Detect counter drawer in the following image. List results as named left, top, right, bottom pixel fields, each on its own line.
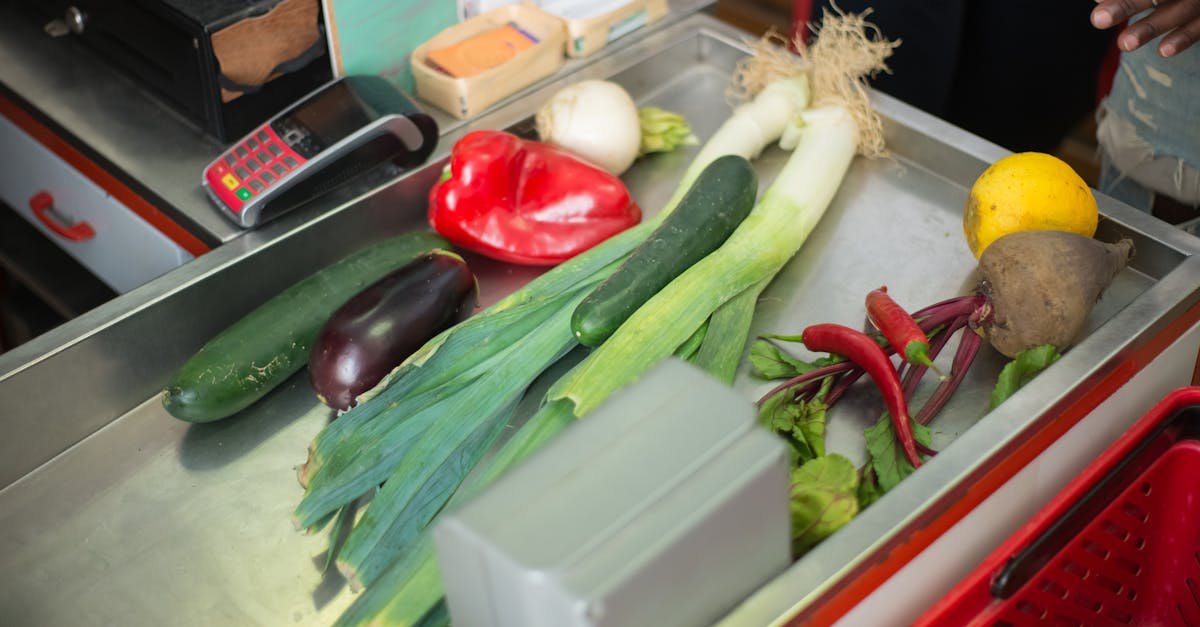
left=0, top=112, right=193, bottom=293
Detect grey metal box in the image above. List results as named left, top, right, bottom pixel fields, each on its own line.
left=433, top=358, right=792, bottom=627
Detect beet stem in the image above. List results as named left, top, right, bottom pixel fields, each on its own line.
left=825, top=368, right=866, bottom=407
left=915, top=294, right=988, bottom=334
left=901, top=315, right=968, bottom=402
left=915, top=325, right=983, bottom=426
left=756, top=360, right=857, bottom=407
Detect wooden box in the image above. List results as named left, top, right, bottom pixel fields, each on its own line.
left=411, top=4, right=567, bottom=120
left=551, top=0, right=669, bottom=58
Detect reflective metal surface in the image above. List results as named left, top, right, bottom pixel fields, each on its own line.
left=2, top=13, right=1200, bottom=626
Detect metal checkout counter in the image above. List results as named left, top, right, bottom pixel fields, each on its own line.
left=3, top=2, right=1200, bottom=625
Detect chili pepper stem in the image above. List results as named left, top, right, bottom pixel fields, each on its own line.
left=905, top=342, right=947, bottom=381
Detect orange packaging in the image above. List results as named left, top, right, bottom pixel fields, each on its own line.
left=425, top=23, right=539, bottom=78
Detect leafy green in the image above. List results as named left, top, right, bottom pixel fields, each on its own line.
left=989, top=345, right=1062, bottom=409
left=864, top=413, right=932, bottom=492
left=321, top=504, right=356, bottom=574
left=789, top=454, right=860, bottom=555
left=749, top=339, right=817, bottom=379
left=758, top=379, right=831, bottom=464
left=638, top=106, right=699, bottom=155
left=856, top=467, right=884, bottom=510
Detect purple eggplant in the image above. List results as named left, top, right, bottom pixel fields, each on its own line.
left=309, top=250, right=477, bottom=411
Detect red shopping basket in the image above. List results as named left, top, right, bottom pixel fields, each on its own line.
left=918, top=387, right=1200, bottom=627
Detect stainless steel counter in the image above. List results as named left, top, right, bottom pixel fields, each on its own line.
left=3, top=11, right=1200, bottom=627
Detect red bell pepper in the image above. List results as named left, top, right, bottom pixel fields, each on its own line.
left=427, top=130, right=641, bottom=265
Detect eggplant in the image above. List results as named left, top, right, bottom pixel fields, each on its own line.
left=309, top=250, right=477, bottom=411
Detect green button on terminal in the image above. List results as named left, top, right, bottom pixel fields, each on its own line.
left=235, top=188, right=253, bottom=201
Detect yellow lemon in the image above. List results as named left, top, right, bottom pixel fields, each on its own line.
left=963, top=152, right=1098, bottom=258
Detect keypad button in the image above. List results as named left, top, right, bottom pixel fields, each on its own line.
left=234, top=145, right=248, bottom=158
left=245, top=157, right=261, bottom=171
left=283, top=156, right=299, bottom=169
left=246, top=138, right=258, bottom=150
left=249, top=179, right=265, bottom=192
left=268, top=143, right=283, bottom=157
left=256, top=151, right=270, bottom=164
left=220, top=174, right=240, bottom=190
left=236, top=188, right=253, bottom=201
left=261, top=171, right=276, bottom=184
left=224, top=154, right=236, bottom=166
left=257, top=130, right=270, bottom=143
left=235, top=166, right=249, bottom=179
left=271, top=163, right=287, bottom=176
left=211, top=162, right=229, bottom=176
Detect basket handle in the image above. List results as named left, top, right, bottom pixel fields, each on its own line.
left=990, top=406, right=1199, bottom=598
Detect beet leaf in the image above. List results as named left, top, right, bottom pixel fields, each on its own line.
left=989, top=345, right=1062, bottom=409
left=864, top=413, right=932, bottom=492
left=790, top=454, right=860, bottom=555
left=749, top=338, right=819, bottom=379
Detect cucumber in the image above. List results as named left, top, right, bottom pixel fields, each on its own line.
left=571, top=154, right=757, bottom=347
left=162, top=231, right=449, bottom=423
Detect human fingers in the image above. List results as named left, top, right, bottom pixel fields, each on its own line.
left=1094, top=0, right=1200, bottom=54
left=1092, top=0, right=1157, bottom=30
left=1157, top=3, right=1200, bottom=55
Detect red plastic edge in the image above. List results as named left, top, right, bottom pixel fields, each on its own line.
left=915, top=386, right=1200, bottom=626
left=0, top=94, right=210, bottom=257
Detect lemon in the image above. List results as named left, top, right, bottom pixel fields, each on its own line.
left=963, top=152, right=1098, bottom=258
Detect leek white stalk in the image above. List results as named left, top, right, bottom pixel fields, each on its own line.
left=666, top=76, right=810, bottom=204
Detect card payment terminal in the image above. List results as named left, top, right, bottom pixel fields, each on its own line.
left=202, top=75, right=438, bottom=228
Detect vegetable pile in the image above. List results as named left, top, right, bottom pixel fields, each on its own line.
left=752, top=214, right=1133, bottom=553
left=167, top=10, right=1138, bottom=625
left=288, top=12, right=901, bottom=626
left=161, top=231, right=453, bottom=424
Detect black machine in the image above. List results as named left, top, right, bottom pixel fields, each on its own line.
left=19, top=0, right=335, bottom=142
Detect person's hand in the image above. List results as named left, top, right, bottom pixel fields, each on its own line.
left=1092, top=0, right=1200, bottom=57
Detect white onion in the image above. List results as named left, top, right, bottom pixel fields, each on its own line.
left=535, top=79, right=641, bottom=176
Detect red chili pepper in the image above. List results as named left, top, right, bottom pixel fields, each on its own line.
left=427, top=130, right=641, bottom=265
left=801, top=323, right=924, bottom=468
left=866, top=286, right=943, bottom=377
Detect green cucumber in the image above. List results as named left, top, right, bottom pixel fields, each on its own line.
left=162, top=231, right=449, bottom=423
left=571, top=154, right=758, bottom=347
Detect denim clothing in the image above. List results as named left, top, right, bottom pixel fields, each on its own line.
left=1097, top=12, right=1200, bottom=211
